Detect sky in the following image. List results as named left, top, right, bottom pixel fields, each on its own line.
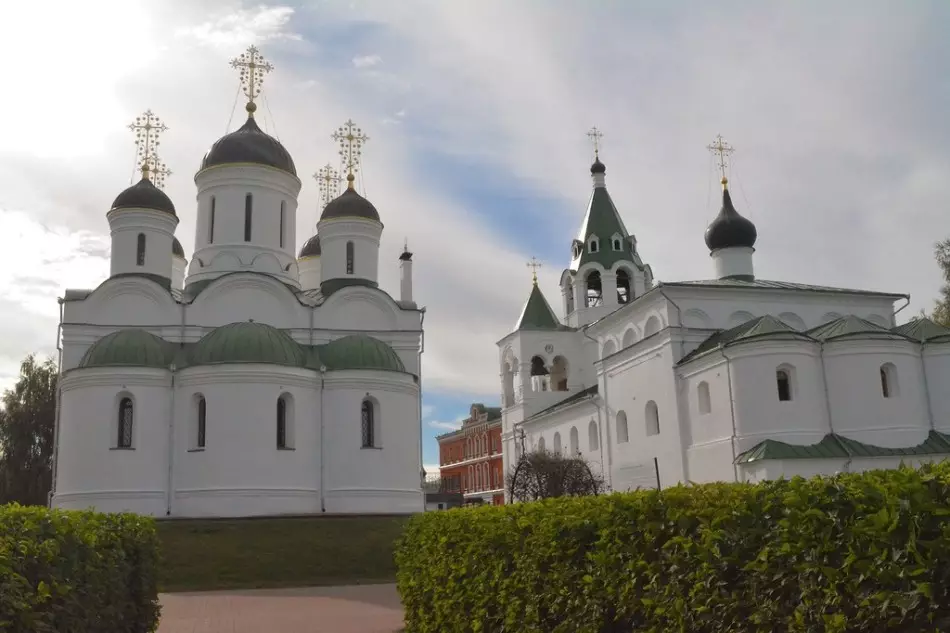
left=1, top=0, right=949, bottom=473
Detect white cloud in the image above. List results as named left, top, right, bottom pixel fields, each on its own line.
left=352, top=54, right=382, bottom=68
left=421, top=404, right=435, bottom=419
left=174, top=5, right=300, bottom=48
left=428, top=419, right=463, bottom=432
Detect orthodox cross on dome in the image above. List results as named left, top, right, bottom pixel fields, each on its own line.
left=128, top=109, right=168, bottom=184
left=230, top=45, right=273, bottom=117
left=331, top=119, right=369, bottom=190
left=706, top=134, right=735, bottom=187
left=146, top=155, right=172, bottom=190
left=313, top=163, right=342, bottom=208
left=587, top=126, right=604, bottom=159
left=526, top=256, right=543, bottom=284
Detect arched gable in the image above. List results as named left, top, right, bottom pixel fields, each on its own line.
left=727, top=310, right=756, bottom=328
left=78, top=276, right=179, bottom=326
left=247, top=251, right=284, bottom=276
left=317, top=285, right=401, bottom=331
left=187, top=272, right=306, bottom=329
left=778, top=312, right=807, bottom=331
left=682, top=308, right=712, bottom=329
left=621, top=325, right=639, bottom=348
left=643, top=313, right=663, bottom=337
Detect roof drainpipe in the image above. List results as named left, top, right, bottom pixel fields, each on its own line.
left=49, top=297, right=65, bottom=507
left=721, top=348, right=740, bottom=483
left=319, top=366, right=327, bottom=513
left=166, top=367, right=176, bottom=516
left=658, top=288, right=689, bottom=483
left=417, top=307, right=426, bottom=510
left=919, top=340, right=935, bottom=431
left=893, top=295, right=911, bottom=326
left=580, top=327, right=611, bottom=490
left=817, top=341, right=848, bottom=472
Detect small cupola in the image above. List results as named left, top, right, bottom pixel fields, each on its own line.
left=704, top=180, right=757, bottom=251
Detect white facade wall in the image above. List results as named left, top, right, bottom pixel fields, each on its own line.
left=107, top=208, right=179, bottom=282
left=318, top=217, right=382, bottom=284
left=924, top=344, right=950, bottom=434
left=298, top=256, right=321, bottom=291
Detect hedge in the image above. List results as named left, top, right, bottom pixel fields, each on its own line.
left=0, top=504, right=161, bottom=632
left=395, top=463, right=950, bottom=632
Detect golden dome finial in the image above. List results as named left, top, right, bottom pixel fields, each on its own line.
left=230, top=45, right=273, bottom=118
left=313, top=163, right=342, bottom=208
left=587, top=126, right=604, bottom=160
left=526, top=256, right=542, bottom=285
left=707, top=134, right=735, bottom=190
left=332, top=119, right=370, bottom=191
left=128, top=109, right=170, bottom=186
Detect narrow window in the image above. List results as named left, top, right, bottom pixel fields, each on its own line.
left=279, top=200, right=286, bottom=248
left=209, top=196, right=216, bottom=244
left=276, top=397, right=287, bottom=448
left=361, top=399, right=375, bottom=447
left=553, top=431, right=562, bottom=455
left=537, top=436, right=546, bottom=452
left=613, top=238, right=622, bottom=251
left=698, top=381, right=711, bottom=414
left=645, top=401, right=660, bottom=436
left=880, top=363, right=899, bottom=398
left=616, top=269, right=631, bottom=304
left=880, top=368, right=889, bottom=398
left=244, top=194, right=253, bottom=242
left=196, top=396, right=207, bottom=448
left=569, top=426, right=579, bottom=454
left=590, top=239, right=599, bottom=253
left=136, top=233, right=146, bottom=266
left=117, top=397, right=134, bottom=448
left=346, top=241, right=355, bottom=275
left=588, top=419, right=599, bottom=451
left=776, top=370, right=792, bottom=402
left=616, top=411, right=629, bottom=443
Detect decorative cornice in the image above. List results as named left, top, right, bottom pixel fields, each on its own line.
left=61, top=368, right=170, bottom=391
left=177, top=365, right=315, bottom=388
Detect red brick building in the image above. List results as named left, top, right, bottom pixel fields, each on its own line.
left=437, top=403, right=505, bottom=505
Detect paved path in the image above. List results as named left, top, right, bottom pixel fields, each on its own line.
left=157, top=583, right=404, bottom=633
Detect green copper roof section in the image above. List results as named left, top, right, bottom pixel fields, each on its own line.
left=570, top=185, right=640, bottom=270
left=736, top=431, right=950, bottom=464
left=319, top=334, right=406, bottom=372
left=678, top=315, right=811, bottom=365
left=79, top=329, right=174, bottom=369
left=320, top=277, right=379, bottom=297
left=807, top=315, right=905, bottom=342
left=662, top=278, right=906, bottom=298
left=189, top=321, right=306, bottom=368
left=893, top=317, right=950, bottom=342
left=515, top=281, right=564, bottom=331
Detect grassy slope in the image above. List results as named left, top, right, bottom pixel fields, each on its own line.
left=157, top=515, right=410, bottom=592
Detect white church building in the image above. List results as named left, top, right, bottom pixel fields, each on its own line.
left=50, top=49, right=425, bottom=518
left=499, top=145, right=950, bottom=494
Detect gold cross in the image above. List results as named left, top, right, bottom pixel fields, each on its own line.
left=313, top=163, right=343, bottom=208
left=146, top=155, right=172, bottom=190
left=128, top=109, right=168, bottom=183
left=587, top=126, right=604, bottom=158
left=526, top=257, right=542, bottom=284
left=706, top=134, right=735, bottom=185
left=230, top=45, right=273, bottom=116
left=332, top=119, right=369, bottom=189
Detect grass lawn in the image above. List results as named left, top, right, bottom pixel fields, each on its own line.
left=157, top=515, right=411, bottom=592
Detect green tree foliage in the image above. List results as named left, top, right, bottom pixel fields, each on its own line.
left=932, top=239, right=950, bottom=326
left=396, top=463, right=950, bottom=632
left=0, top=355, right=57, bottom=506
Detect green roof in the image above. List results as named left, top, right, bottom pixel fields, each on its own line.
left=679, top=315, right=811, bottom=364
left=79, top=329, right=174, bottom=369
left=806, top=315, right=904, bottom=342
left=527, top=385, right=598, bottom=421
left=570, top=185, right=643, bottom=270
left=736, top=431, right=950, bottom=464
left=189, top=321, right=306, bottom=368
left=515, top=282, right=566, bottom=331
left=320, top=277, right=379, bottom=297
left=893, top=317, right=950, bottom=342
left=319, top=334, right=406, bottom=372
left=662, top=278, right=906, bottom=299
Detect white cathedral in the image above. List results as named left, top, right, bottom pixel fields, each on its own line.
left=499, top=143, right=950, bottom=494
left=50, top=49, right=425, bottom=518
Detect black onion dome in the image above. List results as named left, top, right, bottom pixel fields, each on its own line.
left=590, top=157, right=606, bottom=174
left=320, top=187, right=381, bottom=222
left=704, top=187, right=757, bottom=251
left=200, top=116, right=296, bottom=176
left=298, top=234, right=321, bottom=258
left=172, top=237, right=185, bottom=257
left=111, top=177, right=176, bottom=215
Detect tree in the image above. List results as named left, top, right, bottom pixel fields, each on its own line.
left=931, top=238, right=950, bottom=326
left=0, top=355, right=58, bottom=506
left=506, top=449, right=605, bottom=503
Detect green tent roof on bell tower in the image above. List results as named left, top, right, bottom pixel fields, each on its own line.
left=515, top=273, right=566, bottom=331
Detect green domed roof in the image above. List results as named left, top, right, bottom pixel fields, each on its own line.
left=189, top=321, right=306, bottom=368
left=79, top=329, right=173, bottom=369
left=320, top=335, right=406, bottom=372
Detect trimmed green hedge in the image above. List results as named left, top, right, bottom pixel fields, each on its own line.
left=0, top=504, right=161, bottom=632
left=396, top=463, right=950, bottom=632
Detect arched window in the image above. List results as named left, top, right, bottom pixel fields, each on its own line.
left=569, top=426, right=579, bottom=454
left=776, top=369, right=792, bottom=402
left=502, top=361, right=515, bottom=407
left=346, top=241, right=355, bottom=274
left=880, top=363, right=899, bottom=398
left=196, top=395, right=207, bottom=448
left=565, top=279, right=575, bottom=314
left=244, top=194, right=253, bottom=242
left=589, top=237, right=599, bottom=253
left=276, top=396, right=288, bottom=448
left=586, top=270, right=603, bottom=308
left=537, top=436, right=546, bottom=452
left=588, top=419, right=599, bottom=451
left=616, top=269, right=631, bottom=304
left=117, top=397, right=134, bottom=448
left=645, top=400, right=660, bottom=436
left=550, top=356, right=569, bottom=391
left=553, top=431, right=562, bottom=455
left=279, top=200, right=286, bottom=248
left=612, top=237, right=622, bottom=251
left=698, top=381, right=711, bottom=415
left=209, top=196, right=216, bottom=244
left=361, top=398, right=376, bottom=448
left=616, top=410, right=629, bottom=443
left=530, top=355, right=549, bottom=392
left=136, top=233, right=146, bottom=266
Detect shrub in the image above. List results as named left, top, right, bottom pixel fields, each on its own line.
left=395, top=463, right=950, bottom=632
left=0, top=504, right=161, bottom=632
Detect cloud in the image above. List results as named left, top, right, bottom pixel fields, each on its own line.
left=421, top=404, right=435, bottom=419
left=428, top=419, right=463, bottom=432
left=352, top=54, right=382, bottom=68
left=174, top=5, right=301, bottom=48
